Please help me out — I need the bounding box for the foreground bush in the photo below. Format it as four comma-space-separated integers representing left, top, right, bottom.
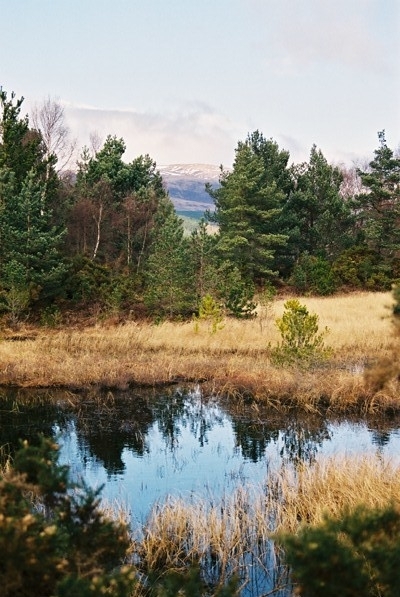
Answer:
279, 505, 400, 597
0, 437, 135, 597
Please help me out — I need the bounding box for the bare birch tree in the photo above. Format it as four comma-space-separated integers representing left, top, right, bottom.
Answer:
31, 96, 77, 174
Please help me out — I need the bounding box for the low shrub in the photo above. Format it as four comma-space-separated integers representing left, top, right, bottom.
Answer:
0, 437, 135, 597
279, 504, 400, 597
270, 298, 331, 368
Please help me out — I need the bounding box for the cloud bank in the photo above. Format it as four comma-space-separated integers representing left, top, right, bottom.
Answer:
65, 102, 243, 167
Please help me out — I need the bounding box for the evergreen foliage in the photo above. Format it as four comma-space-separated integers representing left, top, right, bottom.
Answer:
208, 131, 288, 284
0, 90, 49, 191
1, 86, 400, 320
270, 299, 330, 367
218, 264, 257, 318
354, 130, 400, 283
0, 92, 67, 316
280, 505, 400, 597
280, 145, 355, 278
194, 294, 224, 334
188, 219, 220, 301
0, 437, 135, 597
144, 202, 196, 318
290, 253, 337, 295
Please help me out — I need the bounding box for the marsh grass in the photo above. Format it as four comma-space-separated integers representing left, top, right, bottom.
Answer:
132, 454, 400, 594
0, 292, 398, 413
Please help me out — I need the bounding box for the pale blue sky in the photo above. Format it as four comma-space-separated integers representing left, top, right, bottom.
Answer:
1, 0, 399, 167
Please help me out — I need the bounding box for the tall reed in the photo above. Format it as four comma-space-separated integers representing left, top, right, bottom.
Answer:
133, 454, 400, 593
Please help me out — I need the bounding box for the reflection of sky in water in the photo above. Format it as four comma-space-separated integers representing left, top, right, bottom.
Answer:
56, 396, 400, 525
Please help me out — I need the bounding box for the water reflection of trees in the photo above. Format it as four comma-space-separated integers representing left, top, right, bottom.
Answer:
367, 414, 400, 449
0, 389, 69, 461
72, 390, 155, 476
3, 387, 400, 480
227, 402, 332, 465
151, 388, 225, 450
71, 388, 226, 476
279, 416, 331, 464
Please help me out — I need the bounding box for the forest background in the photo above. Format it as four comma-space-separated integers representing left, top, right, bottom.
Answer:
0, 89, 399, 326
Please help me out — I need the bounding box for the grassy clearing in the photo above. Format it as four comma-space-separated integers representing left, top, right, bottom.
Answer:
132, 454, 400, 593
0, 291, 398, 413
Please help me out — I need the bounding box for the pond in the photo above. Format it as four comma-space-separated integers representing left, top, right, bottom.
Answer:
1, 385, 400, 594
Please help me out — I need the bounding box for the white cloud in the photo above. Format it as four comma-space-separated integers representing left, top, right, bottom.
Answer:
64, 102, 242, 167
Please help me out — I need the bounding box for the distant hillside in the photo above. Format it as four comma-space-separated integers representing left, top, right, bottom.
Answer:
158, 163, 221, 218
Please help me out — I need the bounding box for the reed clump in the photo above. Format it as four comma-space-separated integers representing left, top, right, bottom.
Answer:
268, 455, 400, 534
133, 454, 400, 593
0, 291, 398, 414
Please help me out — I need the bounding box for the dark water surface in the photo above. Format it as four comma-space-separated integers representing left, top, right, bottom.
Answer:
1, 385, 400, 526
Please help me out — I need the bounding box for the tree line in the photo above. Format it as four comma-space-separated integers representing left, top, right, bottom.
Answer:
0, 89, 399, 323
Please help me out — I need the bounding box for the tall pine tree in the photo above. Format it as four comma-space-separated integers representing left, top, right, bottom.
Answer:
354, 131, 400, 282
208, 131, 289, 286
0, 90, 67, 318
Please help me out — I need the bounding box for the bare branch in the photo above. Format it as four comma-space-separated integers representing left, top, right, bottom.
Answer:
31, 96, 77, 173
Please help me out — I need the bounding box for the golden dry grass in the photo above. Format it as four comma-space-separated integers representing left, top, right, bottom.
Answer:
133, 454, 400, 589
0, 291, 398, 413
269, 454, 400, 533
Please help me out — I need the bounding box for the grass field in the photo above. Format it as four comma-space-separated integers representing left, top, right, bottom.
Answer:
0, 291, 398, 414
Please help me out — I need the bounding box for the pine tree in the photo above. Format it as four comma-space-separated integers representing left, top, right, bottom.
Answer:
0, 90, 48, 191
283, 145, 354, 263
354, 131, 400, 281
188, 219, 219, 301
0, 90, 67, 317
208, 132, 288, 285
144, 201, 196, 318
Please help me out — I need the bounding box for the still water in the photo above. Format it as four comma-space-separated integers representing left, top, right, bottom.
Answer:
1, 385, 400, 526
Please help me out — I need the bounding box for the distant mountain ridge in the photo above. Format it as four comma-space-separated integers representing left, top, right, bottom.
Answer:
158, 163, 221, 215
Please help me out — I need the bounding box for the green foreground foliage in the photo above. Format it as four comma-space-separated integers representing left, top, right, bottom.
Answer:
280, 505, 400, 597
0, 437, 135, 597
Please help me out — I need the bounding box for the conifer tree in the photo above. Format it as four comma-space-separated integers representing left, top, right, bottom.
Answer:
144, 201, 195, 318
0, 90, 67, 315
354, 131, 400, 281
283, 145, 354, 263
208, 132, 288, 285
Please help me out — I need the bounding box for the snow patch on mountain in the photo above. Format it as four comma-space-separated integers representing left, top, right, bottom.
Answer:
157, 163, 222, 182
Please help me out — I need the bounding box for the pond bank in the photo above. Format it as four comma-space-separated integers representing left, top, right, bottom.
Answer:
0, 292, 398, 415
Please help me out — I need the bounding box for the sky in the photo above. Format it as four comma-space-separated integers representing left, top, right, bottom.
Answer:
1, 0, 399, 168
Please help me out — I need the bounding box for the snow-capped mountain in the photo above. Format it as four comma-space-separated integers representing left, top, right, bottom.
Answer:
157, 163, 221, 181
157, 163, 221, 215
